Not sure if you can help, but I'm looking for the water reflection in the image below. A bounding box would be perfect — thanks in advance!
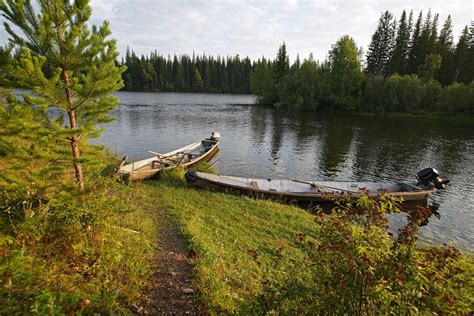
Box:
[249,106,268,147]
[95,92,474,250]
[270,110,285,162]
[318,116,355,178]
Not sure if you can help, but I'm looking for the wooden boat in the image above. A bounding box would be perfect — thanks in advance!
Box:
[118,132,220,181]
[185,168,449,203]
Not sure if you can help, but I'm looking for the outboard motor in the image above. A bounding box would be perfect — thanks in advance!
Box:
[416,167,450,189]
[185,170,197,183]
[210,131,220,141]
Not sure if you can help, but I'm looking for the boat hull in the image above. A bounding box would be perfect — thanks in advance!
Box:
[119,138,220,182]
[187,172,434,203]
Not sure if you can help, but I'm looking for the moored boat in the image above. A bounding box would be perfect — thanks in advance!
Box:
[185,168,449,203]
[118,132,220,181]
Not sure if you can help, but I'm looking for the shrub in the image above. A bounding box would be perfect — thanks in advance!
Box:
[436,82,474,114]
[252,195,474,314]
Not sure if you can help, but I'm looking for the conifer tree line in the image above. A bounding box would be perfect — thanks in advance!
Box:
[120,48,253,93]
[366,10,472,84]
[251,10,473,114]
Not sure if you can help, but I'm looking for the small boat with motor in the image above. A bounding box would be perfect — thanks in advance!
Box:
[118,132,220,181]
[185,168,449,203]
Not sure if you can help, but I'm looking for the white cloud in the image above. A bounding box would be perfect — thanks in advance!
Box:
[1,0,472,62]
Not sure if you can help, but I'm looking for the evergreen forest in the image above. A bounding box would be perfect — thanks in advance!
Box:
[120,10,473,114]
[121,49,252,94]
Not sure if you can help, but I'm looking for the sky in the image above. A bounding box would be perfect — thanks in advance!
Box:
[0,0,473,62]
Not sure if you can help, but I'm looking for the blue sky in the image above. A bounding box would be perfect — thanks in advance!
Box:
[1,0,472,62]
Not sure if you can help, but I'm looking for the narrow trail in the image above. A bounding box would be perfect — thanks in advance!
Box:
[138,214,203,315]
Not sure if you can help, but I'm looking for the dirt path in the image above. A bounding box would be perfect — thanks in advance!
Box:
[137,216,203,315]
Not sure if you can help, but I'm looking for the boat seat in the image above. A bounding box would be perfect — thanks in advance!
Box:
[151,158,174,168]
[202,139,216,143]
[400,182,423,191]
[178,151,198,158]
[151,160,168,169]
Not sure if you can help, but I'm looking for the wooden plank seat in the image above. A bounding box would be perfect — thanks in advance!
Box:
[151,158,174,169]
[202,139,216,143]
[400,182,423,191]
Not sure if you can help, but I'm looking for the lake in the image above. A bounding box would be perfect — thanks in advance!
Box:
[96,91,474,250]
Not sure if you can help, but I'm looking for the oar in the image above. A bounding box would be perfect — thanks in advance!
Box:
[293,178,317,187]
[114,156,128,173]
[292,179,359,194]
[205,159,221,170]
[148,150,162,157]
[176,154,186,167]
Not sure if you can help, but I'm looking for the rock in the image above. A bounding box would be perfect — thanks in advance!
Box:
[171,271,177,276]
[182,288,194,294]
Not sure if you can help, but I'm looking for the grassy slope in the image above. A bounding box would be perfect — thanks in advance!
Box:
[139,173,474,314]
[141,175,320,313]
[3,167,473,313]
[2,152,472,314]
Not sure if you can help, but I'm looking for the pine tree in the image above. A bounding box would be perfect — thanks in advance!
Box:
[415,10,434,75]
[420,11,432,41]
[470,21,474,47]
[454,26,472,84]
[436,16,455,85]
[140,60,157,90]
[273,42,289,81]
[366,11,395,76]
[408,11,423,74]
[390,10,411,74]
[0,0,125,190]
[429,13,439,51]
[407,10,414,36]
[194,67,203,91]
[415,12,441,79]
[250,58,272,95]
[468,21,474,83]
[290,53,301,74]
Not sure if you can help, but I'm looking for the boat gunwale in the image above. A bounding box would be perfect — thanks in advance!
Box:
[118,138,220,180]
[192,172,434,201]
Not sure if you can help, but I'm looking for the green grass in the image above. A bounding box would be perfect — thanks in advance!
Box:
[0,174,161,314]
[2,159,472,313]
[142,177,320,313]
[137,170,474,314]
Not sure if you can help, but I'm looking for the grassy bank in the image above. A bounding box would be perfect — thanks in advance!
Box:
[0,169,158,314]
[143,174,319,313]
[142,172,474,314]
[2,147,473,314]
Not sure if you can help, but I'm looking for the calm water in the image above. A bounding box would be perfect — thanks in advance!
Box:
[96,91,474,250]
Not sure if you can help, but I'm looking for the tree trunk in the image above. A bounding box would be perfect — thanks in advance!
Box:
[63,67,84,190]
[54,18,84,190]
[68,109,84,190]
